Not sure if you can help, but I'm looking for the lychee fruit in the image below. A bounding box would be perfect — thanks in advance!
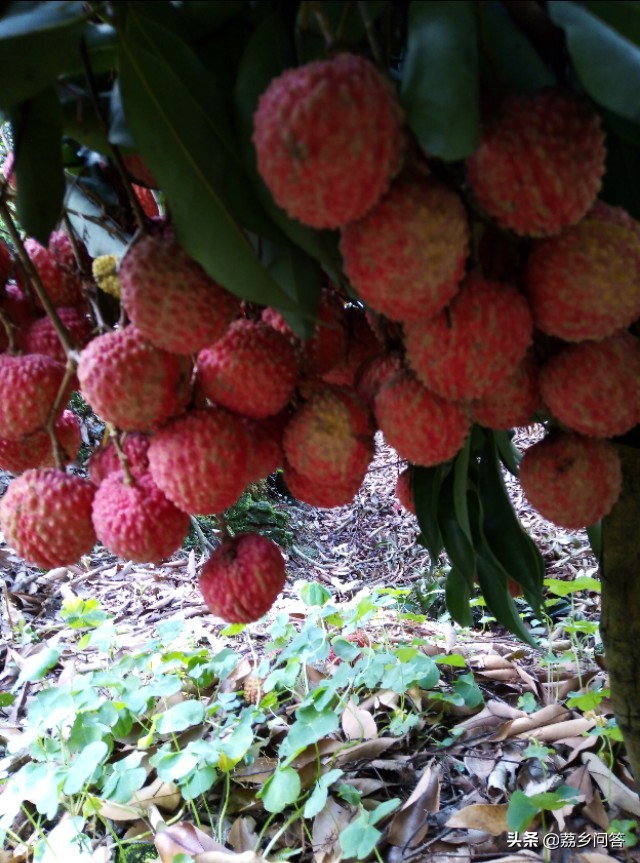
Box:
[282,461,364,509]
[467,89,605,237]
[1,284,35,331]
[77,327,192,432]
[0,239,12,283]
[119,230,239,355]
[340,175,469,323]
[404,274,533,401]
[0,353,68,440]
[0,410,81,474]
[92,471,190,563]
[374,370,470,467]
[244,415,286,483]
[17,231,84,307]
[199,533,286,623]
[197,320,298,418]
[539,332,640,438]
[25,306,93,363]
[471,351,541,430]
[123,154,158,187]
[132,184,159,218]
[525,203,640,341]
[148,408,251,514]
[322,310,381,388]
[395,466,416,514]
[355,351,404,410]
[519,432,622,529]
[88,433,151,486]
[253,53,404,228]
[0,469,96,567]
[283,385,374,490]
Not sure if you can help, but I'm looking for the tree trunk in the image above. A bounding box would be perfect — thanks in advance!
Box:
[601,444,640,784]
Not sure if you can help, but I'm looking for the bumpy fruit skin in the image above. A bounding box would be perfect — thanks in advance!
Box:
[374,370,470,467]
[148,408,250,514]
[519,433,622,529]
[283,461,364,509]
[395,466,415,514]
[0,239,12,283]
[88,433,151,486]
[197,320,298,418]
[404,274,533,401]
[341,175,469,323]
[92,471,190,563]
[0,469,96,567]
[540,332,640,438]
[526,203,640,341]
[18,232,84,307]
[119,231,238,355]
[78,327,192,432]
[283,385,374,492]
[467,90,605,237]
[244,416,286,483]
[322,311,380,388]
[199,533,286,623]
[0,354,67,440]
[1,284,34,331]
[253,54,404,229]
[355,351,404,410]
[471,351,540,430]
[0,410,81,474]
[25,306,92,363]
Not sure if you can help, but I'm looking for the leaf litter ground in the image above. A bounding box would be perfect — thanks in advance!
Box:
[0,429,637,863]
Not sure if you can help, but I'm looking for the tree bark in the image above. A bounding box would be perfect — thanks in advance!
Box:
[601,444,640,784]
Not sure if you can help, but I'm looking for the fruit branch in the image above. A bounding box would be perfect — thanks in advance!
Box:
[357,2,383,65]
[78,39,149,233]
[309,2,337,49]
[0,200,79,363]
[189,517,217,553]
[45,363,76,470]
[108,425,135,486]
[0,307,16,354]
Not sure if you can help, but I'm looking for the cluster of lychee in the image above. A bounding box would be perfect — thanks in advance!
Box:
[0,52,638,623]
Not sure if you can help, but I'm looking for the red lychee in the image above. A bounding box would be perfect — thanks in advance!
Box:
[119,230,239,355]
[0,410,81,474]
[199,533,286,623]
[77,327,192,432]
[17,232,84,307]
[0,353,68,440]
[395,466,416,514]
[519,432,622,529]
[92,471,190,563]
[322,311,381,388]
[355,351,404,411]
[253,54,404,229]
[283,385,374,490]
[197,320,298,418]
[132,184,159,218]
[0,469,96,567]
[539,332,640,438]
[244,415,286,483]
[341,175,469,323]
[123,154,158,187]
[0,239,12,283]
[471,351,541,430]
[282,461,364,509]
[374,370,470,467]
[88,433,151,486]
[148,408,251,514]
[1,284,35,331]
[25,306,93,363]
[467,89,605,237]
[404,274,533,401]
[525,203,640,341]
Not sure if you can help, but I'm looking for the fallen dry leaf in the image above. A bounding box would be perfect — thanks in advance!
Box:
[155,821,225,863]
[387,763,440,848]
[341,699,377,741]
[581,752,640,817]
[312,796,353,863]
[446,803,509,836]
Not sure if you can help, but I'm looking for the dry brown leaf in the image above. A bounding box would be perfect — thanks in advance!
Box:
[98,800,147,822]
[493,704,567,740]
[387,763,440,848]
[228,817,259,853]
[197,854,267,863]
[155,822,225,863]
[581,752,640,816]
[527,717,597,743]
[341,700,377,741]
[90,849,112,863]
[583,790,610,831]
[472,654,516,671]
[463,755,496,779]
[576,855,616,863]
[135,777,181,812]
[446,803,509,836]
[312,796,353,863]
[332,736,397,766]
[234,756,279,784]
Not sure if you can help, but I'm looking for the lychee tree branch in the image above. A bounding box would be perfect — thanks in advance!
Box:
[107,425,135,485]
[0,307,16,354]
[45,362,77,470]
[0,199,79,362]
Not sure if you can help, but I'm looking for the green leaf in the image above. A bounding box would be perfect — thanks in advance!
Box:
[369,797,401,826]
[117,12,295,310]
[413,463,450,561]
[493,429,522,475]
[18,646,60,683]
[155,700,205,734]
[586,1,640,46]
[181,766,217,800]
[61,597,109,629]
[506,789,540,832]
[262,239,323,339]
[475,551,537,647]
[10,86,64,242]
[280,706,340,760]
[401,0,480,160]
[303,768,344,819]
[544,576,601,597]
[549,1,640,124]
[445,567,473,627]
[234,13,343,281]
[153,750,199,782]
[482,1,556,93]
[340,811,383,860]
[454,672,484,708]
[587,521,603,563]
[62,741,109,795]
[259,766,301,814]
[301,582,332,607]
[438,473,477,582]
[0,1,85,108]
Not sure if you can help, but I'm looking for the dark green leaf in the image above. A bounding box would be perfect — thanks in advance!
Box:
[262,239,323,339]
[586,1,640,46]
[475,550,537,647]
[482,1,556,93]
[493,429,522,476]
[0,1,85,107]
[11,86,64,242]
[600,125,640,219]
[62,23,118,76]
[478,433,545,612]
[586,521,603,563]
[400,0,480,160]
[413,463,450,561]
[549,1,640,124]
[259,766,301,813]
[445,567,473,627]
[234,13,343,281]
[117,16,295,310]
[438,473,477,582]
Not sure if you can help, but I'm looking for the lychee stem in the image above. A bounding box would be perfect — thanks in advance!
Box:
[189,516,217,552]
[108,426,135,486]
[0,200,80,364]
[62,213,90,279]
[356,2,383,65]
[309,2,336,48]
[45,362,76,470]
[0,307,16,354]
[78,39,149,234]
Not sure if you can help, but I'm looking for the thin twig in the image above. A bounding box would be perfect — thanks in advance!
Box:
[0,307,16,353]
[108,425,134,485]
[357,1,383,64]
[45,363,77,469]
[190,516,218,553]
[310,2,336,49]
